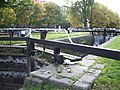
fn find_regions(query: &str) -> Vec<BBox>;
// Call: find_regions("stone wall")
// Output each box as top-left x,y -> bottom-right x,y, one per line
56,35 -> 93,57
57,35 -> 93,45
0,55 -> 27,90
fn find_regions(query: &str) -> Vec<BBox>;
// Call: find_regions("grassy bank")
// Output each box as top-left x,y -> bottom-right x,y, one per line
92,36 -> 120,90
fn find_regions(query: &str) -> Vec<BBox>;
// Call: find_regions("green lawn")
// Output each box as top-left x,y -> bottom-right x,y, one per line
92,36 -> 120,90
32,32 -> 89,40
0,32 -> 89,45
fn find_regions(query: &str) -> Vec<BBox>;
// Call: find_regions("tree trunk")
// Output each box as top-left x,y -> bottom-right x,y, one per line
84,18 -> 88,30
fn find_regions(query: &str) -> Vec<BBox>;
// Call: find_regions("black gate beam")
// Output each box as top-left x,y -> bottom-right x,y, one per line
31,38 -> 120,60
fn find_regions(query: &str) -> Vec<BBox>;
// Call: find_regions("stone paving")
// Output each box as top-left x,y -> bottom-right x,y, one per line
19,37 -> 118,90
26,55 -> 104,90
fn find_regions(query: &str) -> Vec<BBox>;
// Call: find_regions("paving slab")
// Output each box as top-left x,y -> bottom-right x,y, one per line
92,64 -> 104,69
82,55 -> 98,60
29,58 -> 103,90
87,69 -> 102,77
77,73 -> 97,84
58,65 -> 88,78
73,81 -> 91,90
79,59 -> 96,67
30,69 -> 54,81
49,75 -> 74,89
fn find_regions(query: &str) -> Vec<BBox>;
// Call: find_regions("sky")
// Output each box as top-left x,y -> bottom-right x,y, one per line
43,0 -> 120,16
96,0 -> 120,15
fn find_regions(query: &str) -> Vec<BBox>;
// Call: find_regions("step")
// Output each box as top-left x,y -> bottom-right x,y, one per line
35,46 -> 82,61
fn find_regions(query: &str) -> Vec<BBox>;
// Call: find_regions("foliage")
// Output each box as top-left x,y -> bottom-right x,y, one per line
59,6 -> 71,28
0,0 -> 19,7
0,0 -> 33,27
72,0 -> 94,29
66,5 -> 83,28
0,0 -> 32,7
15,2 -> 33,27
43,2 -> 62,27
92,3 -> 120,28
0,0 -> 120,28
67,1 -> 120,28
29,1 -> 46,27
0,7 -> 16,27
13,1 -> 62,28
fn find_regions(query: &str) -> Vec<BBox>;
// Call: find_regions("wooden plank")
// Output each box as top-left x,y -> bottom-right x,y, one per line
0,45 -> 26,48
0,33 -> 9,35
30,56 -> 43,62
0,53 -> 26,56
35,46 -> 81,60
31,38 -> 120,60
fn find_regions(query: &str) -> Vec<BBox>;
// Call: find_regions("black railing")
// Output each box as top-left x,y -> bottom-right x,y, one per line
30,38 -> 120,60
1,37 -> 119,60
0,37 -> 120,76
0,37 -> 27,41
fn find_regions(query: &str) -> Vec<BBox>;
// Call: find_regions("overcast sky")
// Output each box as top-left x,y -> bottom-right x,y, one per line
96,0 -> 120,15
43,0 -> 120,16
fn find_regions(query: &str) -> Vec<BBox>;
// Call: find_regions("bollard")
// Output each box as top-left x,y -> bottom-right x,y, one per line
103,29 -> 106,42
54,54 -> 64,64
40,31 -> 47,51
53,48 -> 64,64
26,37 -> 31,76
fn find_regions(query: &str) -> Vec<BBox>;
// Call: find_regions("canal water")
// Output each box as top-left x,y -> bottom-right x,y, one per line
93,35 -> 111,46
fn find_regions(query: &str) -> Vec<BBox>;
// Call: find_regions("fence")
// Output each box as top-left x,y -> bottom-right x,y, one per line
0,36 -> 120,76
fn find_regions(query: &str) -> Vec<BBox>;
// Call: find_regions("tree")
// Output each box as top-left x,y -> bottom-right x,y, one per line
14,0 -> 34,27
59,6 -> 71,28
0,7 -> 16,27
15,4 -> 33,27
30,1 -> 46,27
107,10 -> 120,28
66,6 -> 83,28
0,0 -> 31,7
43,2 -> 62,27
92,3 -> 120,28
73,0 -> 94,29
92,3 -> 109,28
0,0 -> 32,26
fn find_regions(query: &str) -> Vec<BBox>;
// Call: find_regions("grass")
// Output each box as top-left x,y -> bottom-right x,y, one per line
92,36 -> 120,90
43,83 -> 69,90
25,83 -> 70,90
32,32 -> 89,40
25,85 -> 40,90
0,41 -> 26,45
0,32 -> 89,45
